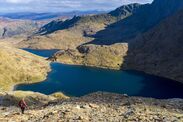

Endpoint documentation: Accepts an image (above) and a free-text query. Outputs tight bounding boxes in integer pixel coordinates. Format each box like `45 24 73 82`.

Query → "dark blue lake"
16 49 183 99
22 48 59 57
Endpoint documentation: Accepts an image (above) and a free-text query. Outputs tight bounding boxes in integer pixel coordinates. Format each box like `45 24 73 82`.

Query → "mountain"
109 3 141 20
0 42 50 91
17 0 183 48
17 3 141 49
0 13 63 21
47 0 183 83
89 0 183 45
0 11 106 39
122 9 183 82
37 18 65 35
0 11 106 21
38 3 141 35
0 19 40 38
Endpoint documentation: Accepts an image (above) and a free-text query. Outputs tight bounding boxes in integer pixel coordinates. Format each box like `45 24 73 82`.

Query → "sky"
0 0 153 13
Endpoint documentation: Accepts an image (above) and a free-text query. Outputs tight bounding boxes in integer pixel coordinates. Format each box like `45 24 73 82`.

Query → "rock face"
122 9 183 83
0 92 183 121
0 42 50 91
17 3 141 49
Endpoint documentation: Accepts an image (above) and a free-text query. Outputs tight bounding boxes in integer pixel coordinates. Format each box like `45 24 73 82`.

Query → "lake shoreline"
13 49 183 99
15 62 183 99
51 61 183 85
11 62 52 92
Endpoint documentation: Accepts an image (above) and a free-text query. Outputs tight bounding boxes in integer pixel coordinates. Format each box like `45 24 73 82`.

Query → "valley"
0 0 183 121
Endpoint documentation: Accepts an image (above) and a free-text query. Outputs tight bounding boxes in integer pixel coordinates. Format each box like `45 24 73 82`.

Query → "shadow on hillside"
84 4 151 45
84 18 133 45
38 16 81 35
119 35 183 100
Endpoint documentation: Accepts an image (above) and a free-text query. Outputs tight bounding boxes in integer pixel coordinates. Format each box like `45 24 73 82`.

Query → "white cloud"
5 0 33 4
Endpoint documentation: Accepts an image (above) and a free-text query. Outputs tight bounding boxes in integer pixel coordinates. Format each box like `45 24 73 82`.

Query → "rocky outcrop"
0 92 182 121
0 42 50 91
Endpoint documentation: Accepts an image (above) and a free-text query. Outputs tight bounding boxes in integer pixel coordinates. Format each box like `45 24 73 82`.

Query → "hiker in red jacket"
18 98 28 114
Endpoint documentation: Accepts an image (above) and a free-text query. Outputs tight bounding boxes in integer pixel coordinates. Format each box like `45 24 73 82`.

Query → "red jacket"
18 99 28 108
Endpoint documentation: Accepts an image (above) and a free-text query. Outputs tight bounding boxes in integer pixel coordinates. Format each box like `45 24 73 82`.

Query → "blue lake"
22 48 59 57
15 49 183 99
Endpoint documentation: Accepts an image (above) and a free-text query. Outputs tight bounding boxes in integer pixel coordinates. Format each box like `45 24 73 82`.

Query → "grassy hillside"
0 42 50 91
49 43 128 69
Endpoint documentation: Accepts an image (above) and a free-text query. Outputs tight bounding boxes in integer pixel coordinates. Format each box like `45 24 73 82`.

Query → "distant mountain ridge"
0 19 40 38
0 11 108 38
18 3 141 49
18 0 183 48
0 11 106 20
37 3 141 35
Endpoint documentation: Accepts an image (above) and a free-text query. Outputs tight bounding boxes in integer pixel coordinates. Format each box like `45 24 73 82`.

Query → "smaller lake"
22 48 59 57
16 49 183 99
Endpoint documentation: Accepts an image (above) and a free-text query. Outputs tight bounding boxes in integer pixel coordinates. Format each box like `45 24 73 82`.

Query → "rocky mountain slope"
17 3 141 49
122 9 183 83
90 0 183 45
0 19 40 38
0 42 50 91
0 92 183 121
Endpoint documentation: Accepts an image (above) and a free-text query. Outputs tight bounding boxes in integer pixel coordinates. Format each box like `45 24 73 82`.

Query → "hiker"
18 98 28 114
